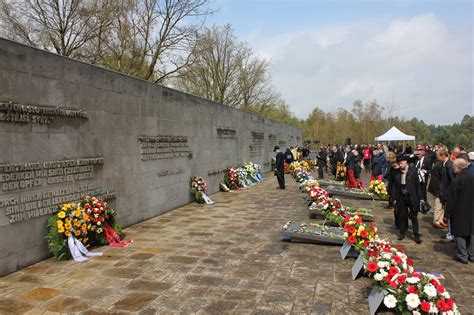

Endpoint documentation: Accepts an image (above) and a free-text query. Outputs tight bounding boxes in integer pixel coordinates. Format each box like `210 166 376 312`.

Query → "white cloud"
246 14 473 124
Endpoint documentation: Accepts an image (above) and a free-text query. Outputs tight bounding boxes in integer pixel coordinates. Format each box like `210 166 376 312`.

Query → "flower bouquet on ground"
289 161 301 174
82 196 130 247
295 168 311 183
252 162 264 181
307 160 318 172
236 167 249 187
364 242 460 315
46 203 90 260
380 274 460 314
46 197 131 261
310 197 345 227
299 160 310 171
80 196 122 245
223 167 240 190
307 187 330 204
299 179 319 193
190 176 214 204
243 163 258 183
367 180 389 200
342 215 377 252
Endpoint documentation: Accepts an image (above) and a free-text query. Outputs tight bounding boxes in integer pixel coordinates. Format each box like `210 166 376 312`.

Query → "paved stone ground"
0 173 472 314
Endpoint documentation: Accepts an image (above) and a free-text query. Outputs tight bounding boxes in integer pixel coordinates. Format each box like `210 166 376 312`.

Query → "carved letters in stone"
0 157 114 224
208 168 227 176
0 158 103 192
139 136 192 161
217 127 237 138
157 168 185 177
0 101 88 124
249 131 264 157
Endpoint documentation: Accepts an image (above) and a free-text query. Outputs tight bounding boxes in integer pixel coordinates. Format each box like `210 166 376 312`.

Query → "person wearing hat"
392 154 425 243
273 146 285 189
445 158 474 263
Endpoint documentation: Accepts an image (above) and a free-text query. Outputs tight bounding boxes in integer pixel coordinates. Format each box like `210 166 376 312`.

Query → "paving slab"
0 173 472 314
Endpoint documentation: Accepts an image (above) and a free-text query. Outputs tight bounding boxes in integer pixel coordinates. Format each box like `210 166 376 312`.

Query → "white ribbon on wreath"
201 192 215 205
67 235 103 262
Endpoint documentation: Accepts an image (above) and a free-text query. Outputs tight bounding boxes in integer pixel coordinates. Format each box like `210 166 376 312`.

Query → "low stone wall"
0 38 301 275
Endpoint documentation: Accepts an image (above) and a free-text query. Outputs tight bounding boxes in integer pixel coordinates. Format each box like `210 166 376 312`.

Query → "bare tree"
174 24 281 110
0 0 213 83
0 0 113 58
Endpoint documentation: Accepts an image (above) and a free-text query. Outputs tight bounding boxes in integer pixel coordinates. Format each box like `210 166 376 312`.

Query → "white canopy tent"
375 126 415 147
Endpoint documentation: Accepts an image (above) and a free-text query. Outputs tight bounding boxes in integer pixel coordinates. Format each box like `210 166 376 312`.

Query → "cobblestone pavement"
0 174 472 314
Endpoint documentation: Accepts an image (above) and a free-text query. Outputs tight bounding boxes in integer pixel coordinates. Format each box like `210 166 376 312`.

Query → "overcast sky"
206 0 473 125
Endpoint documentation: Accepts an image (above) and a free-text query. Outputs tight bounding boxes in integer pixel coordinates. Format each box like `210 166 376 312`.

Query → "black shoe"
398 233 405 240
469 257 474 262
453 256 468 264
414 237 422 244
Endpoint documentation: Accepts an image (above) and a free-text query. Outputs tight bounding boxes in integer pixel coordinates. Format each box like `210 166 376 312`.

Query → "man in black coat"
414 149 432 201
393 155 425 243
317 147 327 179
437 148 455 243
371 149 384 181
428 159 446 229
284 148 294 164
274 146 285 189
445 159 474 264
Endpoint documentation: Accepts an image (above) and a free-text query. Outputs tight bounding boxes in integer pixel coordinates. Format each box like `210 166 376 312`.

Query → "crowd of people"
274 142 474 264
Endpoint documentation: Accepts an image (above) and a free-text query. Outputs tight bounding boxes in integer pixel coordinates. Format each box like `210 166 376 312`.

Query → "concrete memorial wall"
0 38 301 275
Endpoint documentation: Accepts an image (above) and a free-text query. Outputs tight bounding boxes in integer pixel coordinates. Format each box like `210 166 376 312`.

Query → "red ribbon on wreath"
104 222 133 247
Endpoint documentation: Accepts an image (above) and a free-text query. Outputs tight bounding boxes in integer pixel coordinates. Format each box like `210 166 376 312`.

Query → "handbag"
420 201 431 214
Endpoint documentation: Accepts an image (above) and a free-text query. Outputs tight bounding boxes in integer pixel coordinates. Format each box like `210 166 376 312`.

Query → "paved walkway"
0 174 472 314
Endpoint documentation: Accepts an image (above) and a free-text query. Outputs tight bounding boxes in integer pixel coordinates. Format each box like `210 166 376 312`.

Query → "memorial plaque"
368 286 387 315
351 255 365 280
249 131 264 157
280 222 345 245
0 157 115 224
0 100 88 124
208 168 227 176
268 134 277 149
340 241 359 260
138 136 192 161
157 168 185 177
217 127 237 138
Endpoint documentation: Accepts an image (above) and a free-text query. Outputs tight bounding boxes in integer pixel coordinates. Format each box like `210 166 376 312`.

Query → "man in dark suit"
414 148 432 201
393 155 425 243
274 146 285 189
317 147 327 179
437 148 455 243
446 158 474 263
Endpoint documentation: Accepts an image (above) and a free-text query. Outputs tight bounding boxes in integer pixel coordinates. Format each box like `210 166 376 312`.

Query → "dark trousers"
318 164 324 179
363 159 370 173
331 163 337 176
396 195 420 237
420 181 427 201
276 169 285 189
454 236 474 262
